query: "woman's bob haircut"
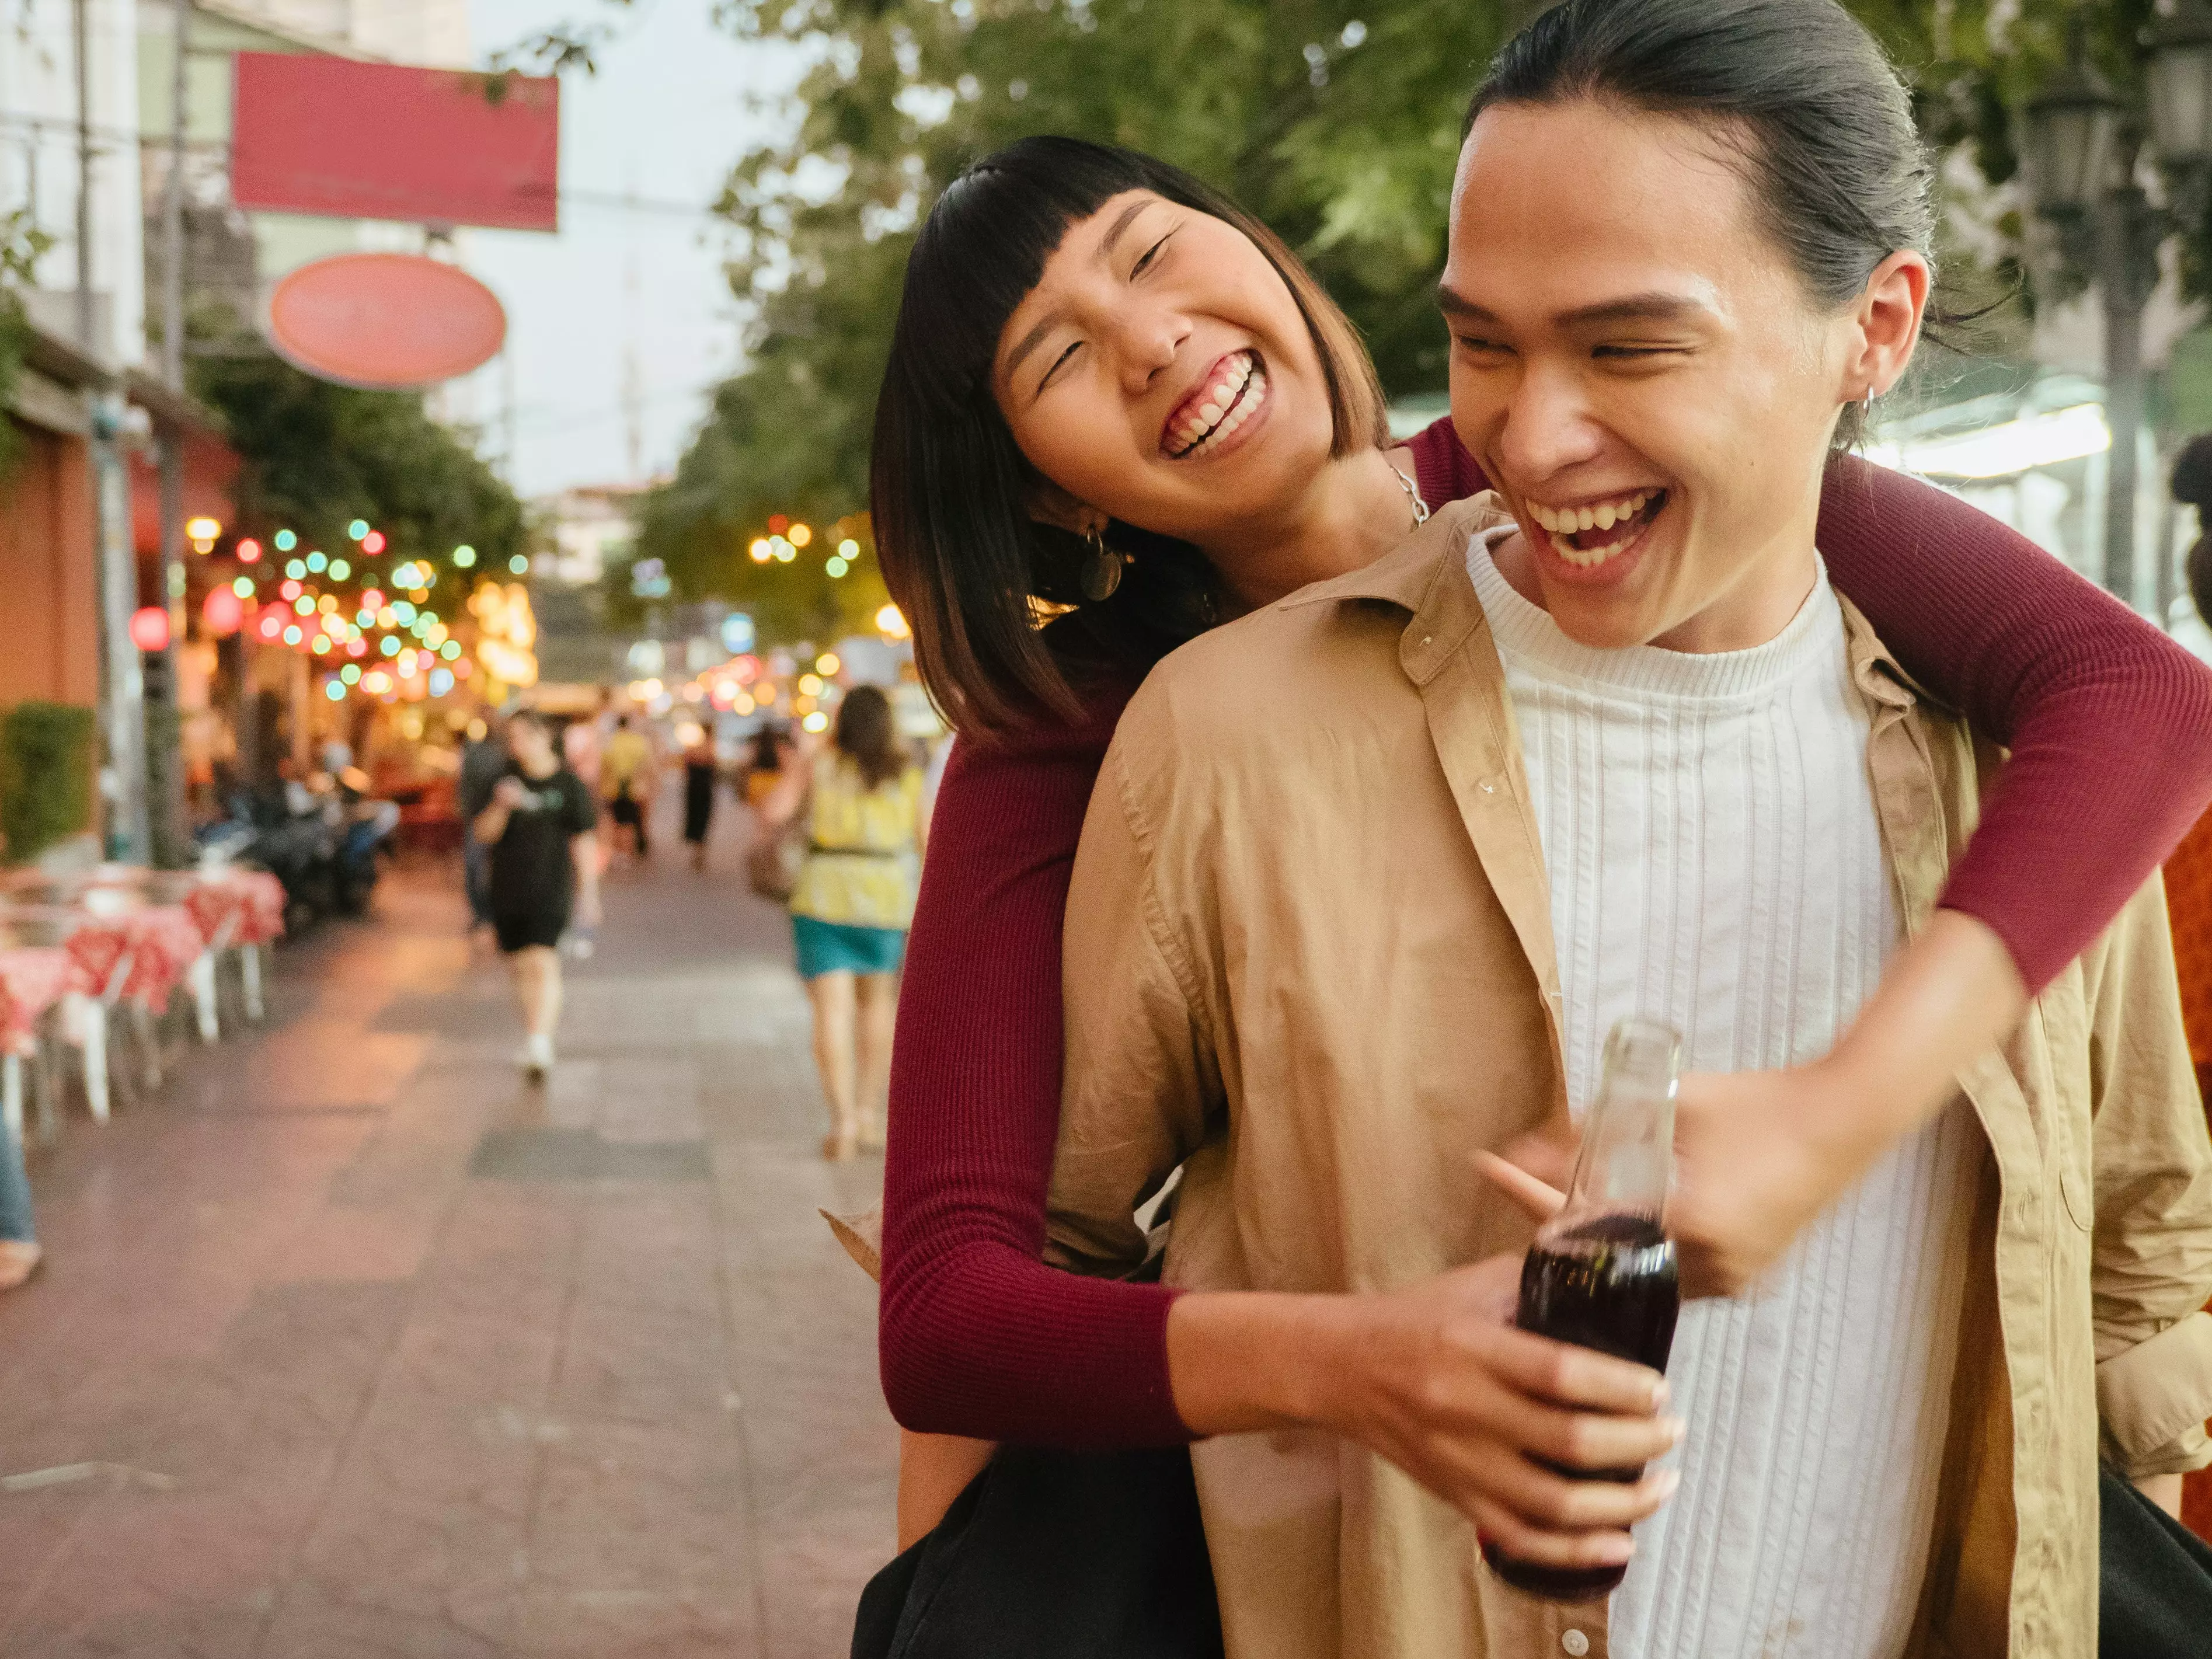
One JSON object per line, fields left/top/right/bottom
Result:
{"left": 870, "top": 135, "right": 1390, "bottom": 736}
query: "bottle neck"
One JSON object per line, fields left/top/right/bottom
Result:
{"left": 1559, "top": 1017, "right": 1681, "bottom": 1223}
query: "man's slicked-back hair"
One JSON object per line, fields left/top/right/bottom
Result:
{"left": 1468, "top": 0, "right": 1936, "bottom": 449}
{"left": 870, "top": 136, "right": 1389, "bottom": 735}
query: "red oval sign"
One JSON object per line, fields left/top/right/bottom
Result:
{"left": 265, "top": 253, "right": 506, "bottom": 390}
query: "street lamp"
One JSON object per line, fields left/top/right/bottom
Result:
{"left": 2022, "top": 31, "right": 2123, "bottom": 214}
{"left": 2021, "top": 7, "right": 2212, "bottom": 607}
{"left": 2149, "top": 2, "right": 2212, "bottom": 173}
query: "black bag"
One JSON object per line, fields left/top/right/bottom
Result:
{"left": 852, "top": 1444, "right": 1224, "bottom": 1659}
{"left": 2099, "top": 1462, "right": 2212, "bottom": 1656}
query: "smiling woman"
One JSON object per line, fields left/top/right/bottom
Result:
{"left": 870, "top": 137, "right": 1392, "bottom": 733}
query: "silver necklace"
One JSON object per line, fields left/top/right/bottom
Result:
{"left": 1390, "top": 461, "right": 1430, "bottom": 525}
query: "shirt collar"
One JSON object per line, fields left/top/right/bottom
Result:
{"left": 1274, "top": 494, "right": 1514, "bottom": 686}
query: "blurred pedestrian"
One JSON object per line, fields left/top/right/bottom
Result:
{"left": 682, "top": 727, "right": 719, "bottom": 872}
{"left": 743, "top": 723, "right": 790, "bottom": 812}
{"left": 457, "top": 709, "right": 508, "bottom": 937}
{"left": 472, "top": 710, "right": 601, "bottom": 1082}
{"left": 760, "top": 687, "right": 925, "bottom": 1160}
{"left": 564, "top": 691, "right": 606, "bottom": 795}
{"left": 2175, "top": 435, "right": 2212, "bottom": 625}
{"left": 0, "top": 1111, "right": 39, "bottom": 1291}
{"left": 601, "top": 714, "right": 656, "bottom": 867}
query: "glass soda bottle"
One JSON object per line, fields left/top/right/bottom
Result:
{"left": 1482, "top": 1016, "right": 1683, "bottom": 1602}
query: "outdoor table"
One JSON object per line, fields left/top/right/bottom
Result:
{"left": 0, "top": 894, "right": 195, "bottom": 1117}
{"left": 0, "top": 902, "right": 117, "bottom": 1123}
{"left": 62, "top": 901, "right": 200, "bottom": 1009}
{"left": 184, "top": 868, "right": 284, "bottom": 1022}
{"left": 0, "top": 945, "right": 81, "bottom": 1147}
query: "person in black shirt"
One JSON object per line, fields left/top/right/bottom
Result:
{"left": 457, "top": 710, "right": 509, "bottom": 936}
{"left": 470, "top": 709, "right": 600, "bottom": 1081}
{"left": 681, "top": 729, "right": 719, "bottom": 872}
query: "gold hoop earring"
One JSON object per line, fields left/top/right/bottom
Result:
{"left": 1082, "top": 525, "right": 1124, "bottom": 602}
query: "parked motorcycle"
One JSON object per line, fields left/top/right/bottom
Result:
{"left": 194, "top": 762, "right": 397, "bottom": 930}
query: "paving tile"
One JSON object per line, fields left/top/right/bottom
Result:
{"left": 0, "top": 806, "right": 900, "bottom": 1656}
{"left": 2, "top": 1600, "right": 269, "bottom": 1658}
{"left": 0, "top": 1482, "right": 99, "bottom": 1627}
{"left": 510, "top": 1587, "right": 756, "bottom": 1658}
{"left": 261, "top": 1578, "right": 515, "bottom": 1658}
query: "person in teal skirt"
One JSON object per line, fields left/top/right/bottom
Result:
{"left": 760, "top": 686, "right": 927, "bottom": 1159}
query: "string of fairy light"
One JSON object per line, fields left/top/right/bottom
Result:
{"left": 625, "top": 507, "right": 912, "bottom": 736}
{"left": 180, "top": 515, "right": 534, "bottom": 705}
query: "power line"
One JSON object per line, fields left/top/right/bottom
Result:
{"left": 509, "top": 377, "right": 727, "bottom": 437}
{"left": 1, "top": 113, "right": 719, "bottom": 217}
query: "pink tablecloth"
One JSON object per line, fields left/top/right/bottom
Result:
{"left": 181, "top": 871, "right": 287, "bottom": 950}
{"left": 0, "top": 946, "right": 85, "bottom": 1055}
{"left": 235, "top": 872, "right": 286, "bottom": 944}
{"left": 65, "top": 905, "right": 205, "bottom": 1009}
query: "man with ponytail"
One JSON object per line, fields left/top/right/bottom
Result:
{"left": 1044, "top": 4, "right": 2212, "bottom": 1655}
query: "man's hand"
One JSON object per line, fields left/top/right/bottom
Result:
{"left": 493, "top": 776, "right": 528, "bottom": 810}
{"left": 1171, "top": 1232, "right": 1681, "bottom": 1573}
{"left": 1314, "top": 1254, "right": 1682, "bottom": 1569}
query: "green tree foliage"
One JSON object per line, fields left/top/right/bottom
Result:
{"left": 643, "top": 0, "right": 2147, "bottom": 635}
{"left": 635, "top": 0, "right": 1517, "bottom": 630}
{"left": 0, "top": 209, "right": 57, "bottom": 482}
{"left": 189, "top": 341, "right": 527, "bottom": 601}
{"left": 0, "top": 702, "right": 96, "bottom": 865}
{"left": 621, "top": 225, "right": 907, "bottom": 639}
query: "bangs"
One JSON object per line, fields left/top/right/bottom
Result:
{"left": 894, "top": 140, "right": 1178, "bottom": 416}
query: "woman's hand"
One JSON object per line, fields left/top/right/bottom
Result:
{"left": 1665, "top": 1064, "right": 1875, "bottom": 1297}
{"left": 1500, "top": 913, "right": 2030, "bottom": 1299}
{"left": 1490, "top": 1065, "right": 1889, "bottom": 1301}
{"left": 1670, "top": 909, "right": 2028, "bottom": 1296}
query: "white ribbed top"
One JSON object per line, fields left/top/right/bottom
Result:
{"left": 1467, "top": 529, "right": 1974, "bottom": 1659}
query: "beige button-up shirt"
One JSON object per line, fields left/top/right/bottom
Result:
{"left": 1046, "top": 498, "right": 2212, "bottom": 1659}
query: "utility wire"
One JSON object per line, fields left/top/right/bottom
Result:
{"left": 1, "top": 113, "right": 718, "bottom": 217}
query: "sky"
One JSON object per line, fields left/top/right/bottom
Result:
{"left": 451, "top": 0, "right": 806, "bottom": 501}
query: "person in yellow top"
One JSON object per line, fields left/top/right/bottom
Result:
{"left": 600, "top": 714, "right": 656, "bottom": 866}
{"left": 761, "top": 686, "right": 926, "bottom": 1159}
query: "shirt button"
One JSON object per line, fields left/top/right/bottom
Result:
{"left": 1562, "top": 1630, "right": 1590, "bottom": 1657}
{"left": 1478, "top": 777, "right": 1499, "bottom": 796}
{"left": 1420, "top": 635, "right": 1433, "bottom": 646}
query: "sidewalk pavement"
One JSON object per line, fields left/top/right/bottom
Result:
{"left": 0, "top": 800, "right": 897, "bottom": 1656}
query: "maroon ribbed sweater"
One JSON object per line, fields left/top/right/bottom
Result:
{"left": 878, "top": 424, "right": 2212, "bottom": 1448}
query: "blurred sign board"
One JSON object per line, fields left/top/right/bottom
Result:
{"left": 232, "top": 54, "right": 560, "bottom": 232}
{"left": 266, "top": 253, "right": 507, "bottom": 389}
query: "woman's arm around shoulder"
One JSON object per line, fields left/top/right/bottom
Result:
{"left": 877, "top": 690, "right": 1193, "bottom": 1448}
{"left": 1819, "top": 456, "right": 2212, "bottom": 991}
{"left": 1655, "top": 460, "right": 2212, "bottom": 1298}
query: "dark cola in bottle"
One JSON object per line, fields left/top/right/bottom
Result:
{"left": 1482, "top": 1017, "right": 1682, "bottom": 1603}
